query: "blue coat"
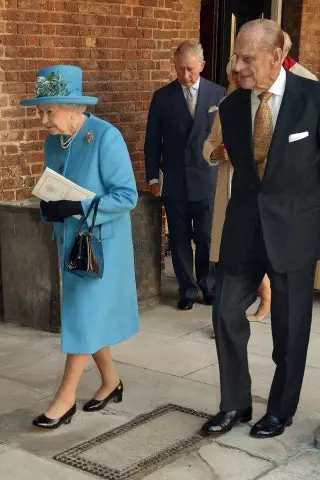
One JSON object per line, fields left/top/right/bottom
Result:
{"left": 144, "top": 77, "right": 225, "bottom": 201}
{"left": 43, "top": 113, "right": 139, "bottom": 354}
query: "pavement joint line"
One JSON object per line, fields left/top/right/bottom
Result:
{"left": 251, "top": 464, "right": 279, "bottom": 480}
{"left": 113, "top": 360, "right": 214, "bottom": 379}
{"left": 0, "top": 374, "right": 46, "bottom": 393}
{"left": 182, "top": 362, "right": 218, "bottom": 378}
{"left": 196, "top": 449, "right": 216, "bottom": 478}
{"left": 214, "top": 437, "right": 277, "bottom": 467}
{"left": 248, "top": 351, "right": 320, "bottom": 371}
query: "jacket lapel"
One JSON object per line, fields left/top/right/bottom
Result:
{"left": 263, "top": 72, "right": 305, "bottom": 184}
{"left": 232, "top": 89, "right": 260, "bottom": 185}
{"left": 187, "top": 77, "right": 209, "bottom": 143}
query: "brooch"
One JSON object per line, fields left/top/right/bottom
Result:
{"left": 84, "top": 131, "right": 94, "bottom": 144}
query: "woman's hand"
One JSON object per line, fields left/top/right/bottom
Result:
{"left": 210, "top": 144, "right": 229, "bottom": 163}
{"left": 40, "top": 200, "right": 83, "bottom": 222}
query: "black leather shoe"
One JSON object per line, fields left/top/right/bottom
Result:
{"left": 32, "top": 403, "right": 76, "bottom": 429}
{"left": 201, "top": 407, "right": 252, "bottom": 436}
{"left": 83, "top": 380, "right": 123, "bottom": 412}
{"left": 177, "top": 298, "right": 194, "bottom": 310}
{"left": 250, "top": 413, "right": 293, "bottom": 438}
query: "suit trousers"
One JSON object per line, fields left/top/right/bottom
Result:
{"left": 214, "top": 222, "right": 316, "bottom": 419}
{"left": 164, "top": 198, "right": 215, "bottom": 299}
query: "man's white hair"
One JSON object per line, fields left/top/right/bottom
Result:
{"left": 174, "top": 41, "right": 204, "bottom": 63}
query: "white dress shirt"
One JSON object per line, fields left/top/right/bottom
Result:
{"left": 251, "top": 66, "right": 286, "bottom": 131}
{"left": 149, "top": 77, "right": 201, "bottom": 185}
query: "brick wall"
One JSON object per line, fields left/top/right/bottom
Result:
{"left": 282, "top": 0, "right": 320, "bottom": 79}
{"left": 0, "top": 0, "right": 200, "bottom": 201}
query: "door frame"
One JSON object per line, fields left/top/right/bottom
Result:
{"left": 271, "top": 0, "right": 283, "bottom": 22}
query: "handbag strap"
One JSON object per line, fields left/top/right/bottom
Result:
{"left": 78, "top": 198, "right": 101, "bottom": 235}
{"left": 89, "top": 198, "right": 100, "bottom": 234}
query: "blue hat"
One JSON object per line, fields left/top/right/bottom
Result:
{"left": 20, "top": 65, "right": 98, "bottom": 106}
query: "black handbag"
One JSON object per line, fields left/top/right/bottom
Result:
{"left": 65, "top": 198, "right": 104, "bottom": 279}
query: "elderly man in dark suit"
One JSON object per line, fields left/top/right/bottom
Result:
{"left": 201, "top": 19, "right": 320, "bottom": 438}
{"left": 145, "top": 41, "right": 225, "bottom": 310}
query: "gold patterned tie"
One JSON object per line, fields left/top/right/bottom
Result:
{"left": 253, "top": 91, "right": 273, "bottom": 180}
{"left": 187, "top": 88, "right": 196, "bottom": 119}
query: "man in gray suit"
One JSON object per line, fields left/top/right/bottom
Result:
{"left": 145, "top": 41, "right": 225, "bottom": 310}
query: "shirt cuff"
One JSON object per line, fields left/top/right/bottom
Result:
{"left": 149, "top": 179, "right": 159, "bottom": 185}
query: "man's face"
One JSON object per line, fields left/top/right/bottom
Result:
{"left": 174, "top": 52, "right": 205, "bottom": 87}
{"left": 233, "top": 29, "right": 282, "bottom": 91}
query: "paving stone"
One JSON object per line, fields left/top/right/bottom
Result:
{"left": 144, "top": 452, "right": 214, "bottom": 479}
{"left": 0, "top": 448, "right": 94, "bottom": 480}
{"left": 111, "top": 331, "right": 217, "bottom": 377}
{"left": 314, "top": 426, "right": 320, "bottom": 450}
{"left": 0, "top": 378, "right": 44, "bottom": 415}
{"left": 251, "top": 402, "right": 320, "bottom": 454}
{"left": 199, "top": 442, "right": 272, "bottom": 480}
{"left": 0, "top": 325, "right": 95, "bottom": 395}
{"left": 77, "top": 362, "right": 222, "bottom": 417}
{"left": 216, "top": 425, "right": 289, "bottom": 463}
{"left": 0, "top": 397, "right": 129, "bottom": 458}
{"left": 259, "top": 449, "right": 320, "bottom": 479}
{"left": 182, "top": 325, "right": 215, "bottom": 345}
{"left": 140, "top": 303, "right": 212, "bottom": 338}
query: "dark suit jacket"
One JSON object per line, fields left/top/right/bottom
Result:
{"left": 219, "top": 71, "right": 320, "bottom": 274}
{"left": 144, "top": 77, "right": 225, "bottom": 201}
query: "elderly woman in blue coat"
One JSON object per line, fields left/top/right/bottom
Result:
{"left": 21, "top": 65, "right": 139, "bottom": 429}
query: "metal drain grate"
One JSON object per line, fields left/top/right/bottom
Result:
{"left": 54, "top": 404, "right": 210, "bottom": 479}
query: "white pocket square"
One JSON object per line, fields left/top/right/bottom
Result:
{"left": 208, "top": 105, "right": 218, "bottom": 113}
{"left": 289, "top": 131, "right": 309, "bottom": 143}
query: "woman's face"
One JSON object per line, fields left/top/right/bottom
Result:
{"left": 227, "top": 71, "right": 240, "bottom": 93}
{"left": 37, "top": 104, "right": 74, "bottom": 135}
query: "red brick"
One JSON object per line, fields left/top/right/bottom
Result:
{"left": 0, "top": 0, "right": 201, "bottom": 200}
{"left": 31, "top": 164, "right": 44, "bottom": 174}
{"left": 15, "top": 189, "right": 32, "bottom": 200}
{"left": 2, "top": 191, "right": 16, "bottom": 201}
{"left": 1, "top": 177, "right": 24, "bottom": 189}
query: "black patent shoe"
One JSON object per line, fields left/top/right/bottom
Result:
{"left": 32, "top": 403, "right": 76, "bottom": 429}
{"left": 201, "top": 407, "right": 252, "bottom": 436}
{"left": 83, "top": 380, "right": 123, "bottom": 412}
{"left": 177, "top": 298, "right": 194, "bottom": 310}
{"left": 250, "top": 413, "right": 293, "bottom": 438}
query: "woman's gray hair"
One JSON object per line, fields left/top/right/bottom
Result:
{"left": 59, "top": 104, "right": 87, "bottom": 113}
{"left": 283, "top": 31, "right": 292, "bottom": 52}
{"left": 174, "top": 41, "right": 204, "bottom": 63}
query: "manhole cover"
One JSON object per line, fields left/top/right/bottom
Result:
{"left": 54, "top": 403, "right": 210, "bottom": 479}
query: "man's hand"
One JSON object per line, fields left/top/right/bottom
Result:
{"left": 150, "top": 182, "right": 161, "bottom": 198}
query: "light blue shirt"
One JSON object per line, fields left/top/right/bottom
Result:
{"left": 181, "top": 77, "right": 201, "bottom": 106}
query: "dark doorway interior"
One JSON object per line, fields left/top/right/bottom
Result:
{"left": 200, "top": 0, "right": 273, "bottom": 86}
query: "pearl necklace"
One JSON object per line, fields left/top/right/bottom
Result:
{"left": 60, "top": 116, "right": 86, "bottom": 149}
